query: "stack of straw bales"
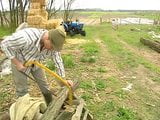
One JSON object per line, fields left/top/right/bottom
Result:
{"left": 27, "top": 0, "right": 61, "bottom": 29}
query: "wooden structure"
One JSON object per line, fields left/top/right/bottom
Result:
{"left": 41, "top": 87, "right": 93, "bottom": 120}
{"left": 140, "top": 37, "right": 160, "bottom": 53}
{"left": 27, "top": 0, "right": 61, "bottom": 29}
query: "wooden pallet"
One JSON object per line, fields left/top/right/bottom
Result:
{"left": 41, "top": 87, "right": 93, "bottom": 120}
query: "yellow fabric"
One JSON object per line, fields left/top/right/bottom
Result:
{"left": 10, "top": 94, "right": 47, "bottom": 120}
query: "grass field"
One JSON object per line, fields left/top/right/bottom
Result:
{"left": 0, "top": 11, "right": 160, "bottom": 120}
{"left": 70, "top": 23, "right": 160, "bottom": 120}
{"left": 72, "top": 11, "right": 160, "bottom": 19}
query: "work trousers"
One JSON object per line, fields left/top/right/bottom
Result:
{"left": 11, "top": 64, "right": 49, "bottom": 97}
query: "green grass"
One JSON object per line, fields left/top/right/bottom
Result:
{"left": 80, "top": 81, "right": 93, "bottom": 89}
{"left": 95, "top": 79, "right": 107, "bottom": 90}
{"left": 88, "top": 102, "right": 138, "bottom": 120}
{"left": 152, "top": 76, "right": 160, "bottom": 82}
{"left": 46, "top": 59, "right": 56, "bottom": 71}
{"left": 62, "top": 54, "right": 75, "bottom": 68}
{"left": 81, "top": 93, "right": 93, "bottom": 101}
{"left": 105, "top": 101, "right": 116, "bottom": 112}
{"left": 0, "top": 27, "right": 11, "bottom": 38}
{"left": 82, "top": 42, "right": 99, "bottom": 56}
{"left": 77, "top": 11, "right": 139, "bottom": 18}
{"left": 135, "top": 11, "right": 160, "bottom": 19}
{"left": 80, "top": 56, "right": 96, "bottom": 63}
{"left": 97, "top": 67, "right": 108, "bottom": 73}
{"left": 80, "top": 41, "right": 99, "bottom": 63}
{"left": 113, "top": 107, "right": 137, "bottom": 120}
{"left": 82, "top": 24, "right": 160, "bottom": 119}
{"left": 93, "top": 23, "right": 160, "bottom": 74}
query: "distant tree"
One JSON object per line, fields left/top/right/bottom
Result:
{"left": 63, "top": 0, "right": 76, "bottom": 22}
{"left": 18, "top": 0, "right": 29, "bottom": 23}
{"left": 0, "top": 0, "right": 9, "bottom": 26}
{"left": 7, "top": 0, "right": 30, "bottom": 29}
{"left": 46, "top": 0, "right": 61, "bottom": 19}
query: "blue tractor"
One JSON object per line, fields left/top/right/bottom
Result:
{"left": 63, "top": 20, "right": 86, "bottom": 36}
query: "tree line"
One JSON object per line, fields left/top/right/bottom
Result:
{"left": 0, "top": 0, "right": 75, "bottom": 29}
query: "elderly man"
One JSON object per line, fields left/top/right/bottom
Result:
{"left": 1, "top": 27, "right": 71, "bottom": 105}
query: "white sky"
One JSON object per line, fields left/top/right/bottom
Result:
{"left": 1, "top": 0, "right": 160, "bottom": 10}
{"left": 72, "top": 0, "right": 160, "bottom": 10}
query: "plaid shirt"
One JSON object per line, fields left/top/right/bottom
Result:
{"left": 1, "top": 28, "right": 65, "bottom": 77}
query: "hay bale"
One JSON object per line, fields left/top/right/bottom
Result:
{"left": 31, "top": 0, "right": 39, "bottom": 3}
{"left": 40, "top": 22, "right": 48, "bottom": 29}
{"left": 46, "top": 19, "right": 62, "bottom": 29}
{"left": 28, "top": 24, "right": 39, "bottom": 28}
{"left": 28, "top": 9, "right": 41, "bottom": 16}
{"left": 27, "top": 15, "right": 43, "bottom": 25}
{"left": 40, "top": 0, "right": 47, "bottom": 6}
{"left": 41, "top": 10, "right": 48, "bottom": 20}
{"left": 30, "top": 3, "right": 41, "bottom": 9}
{"left": 28, "top": 10, "right": 48, "bottom": 20}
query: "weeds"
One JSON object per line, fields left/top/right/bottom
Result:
{"left": 97, "top": 67, "right": 107, "bottom": 73}
{"left": 105, "top": 101, "right": 116, "bottom": 112}
{"left": 80, "top": 56, "right": 96, "bottom": 63}
{"left": 114, "top": 90, "right": 127, "bottom": 99}
{"left": 114, "top": 107, "right": 137, "bottom": 120}
{"left": 62, "top": 54, "right": 75, "bottom": 68}
{"left": 46, "top": 59, "right": 55, "bottom": 71}
{"left": 152, "top": 76, "right": 160, "bottom": 82}
{"left": 0, "top": 27, "right": 11, "bottom": 38}
{"left": 82, "top": 42, "right": 99, "bottom": 56}
{"left": 81, "top": 93, "right": 93, "bottom": 101}
{"left": 95, "top": 79, "right": 107, "bottom": 90}
{"left": 80, "top": 81, "right": 93, "bottom": 89}
{"left": 80, "top": 42, "right": 99, "bottom": 63}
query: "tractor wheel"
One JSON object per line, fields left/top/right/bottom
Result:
{"left": 69, "top": 30, "right": 75, "bottom": 36}
{"left": 80, "top": 30, "right": 86, "bottom": 36}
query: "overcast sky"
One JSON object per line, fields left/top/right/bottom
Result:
{"left": 1, "top": 0, "right": 160, "bottom": 10}
{"left": 72, "top": 0, "right": 160, "bottom": 10}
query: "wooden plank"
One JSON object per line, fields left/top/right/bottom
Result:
{"left": 140, "top": 37, "right": 160, "bottom": 53}
{"left": 83, "top": 108, "right": 93, "bottom": 120}
{"left": 73, "top": 94, "right": 93, "bottom": 120}
{"left": 71, "top": 99, "right": 84, "bottom": 120}
{"left": 41, "top": 87, "right": 69, "bottom": 120}
{"left": 55, "top": 110, "right": 74, "bottom": 120}
{"left": 82, "top": 109, "right": 89, "bottom": 120}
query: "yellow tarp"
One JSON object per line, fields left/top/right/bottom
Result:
{"left": 10, "top": 94, "right": 47, "bottom": 120}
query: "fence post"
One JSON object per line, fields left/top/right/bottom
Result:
{"left": 100, "top": 17, "right": 102, "bottom": 24}
{"left": 139, "top": 18, "right": 141, "bottom": 24}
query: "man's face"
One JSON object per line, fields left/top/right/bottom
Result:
{"left": 43, "top": 38, "right": 53, "bottom": 50}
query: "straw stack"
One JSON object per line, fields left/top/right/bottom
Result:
{"left": 27, "top": 0, "right": 60, "bottom": 29}
{"left": 46, "top": 19, "right": 63, "bottom": 29}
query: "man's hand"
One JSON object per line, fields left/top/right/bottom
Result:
{"left": 16, "top": 63, "right": 26, "bottom": 71}
{"left": 67, "top": 80, "right": 74, "bottom": 87}
{"left": 11, "top": 57, "right": 26, "bottom": 71}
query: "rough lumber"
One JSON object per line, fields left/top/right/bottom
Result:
{"left": 140, "top": 37, "right": 160, "bottom": 53}
{"left": 83, "top": 108, "right": 93, "bottom": 120}
{"left": 71, "top": 99, "right": 84, "bottom": 120}
{"left": 55, "top": 110, "right": 73, "bottom": 120}
{"left": 41, "top": 87, "right": 69, "bottom": 120}
{"left": 73, "top": 94, "right": 93, "bottom": 120}
{"left": 82, "top": 109, "right": 89, "bottom": 120}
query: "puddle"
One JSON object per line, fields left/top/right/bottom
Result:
{"left": 112, "top": 18, "right": 154, "bottom": 25}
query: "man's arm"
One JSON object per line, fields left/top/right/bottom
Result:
{"left": 51, "top": 51, "right": 74, "bottom": 87}
{"left": 1, "top": 35, "right": 27, "bottom": 59}
{"left": 52, "top": 51, "right": 65, "bottom": 77}
{"left": 1, "top": 34, "right": 27, "bottom": 71}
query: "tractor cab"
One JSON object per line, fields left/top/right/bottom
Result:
{"left": 63, "top": 20, "right": 86, "bottom": 36}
